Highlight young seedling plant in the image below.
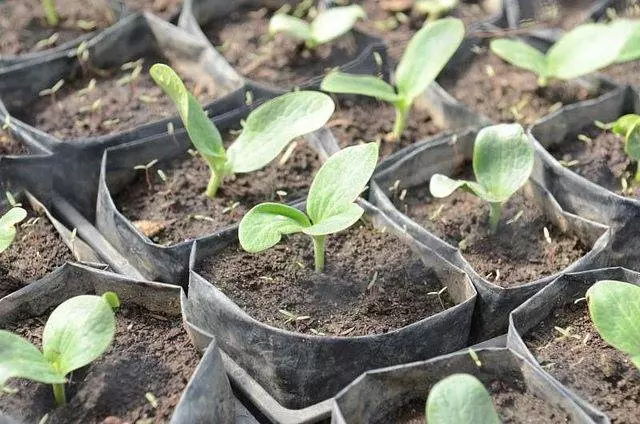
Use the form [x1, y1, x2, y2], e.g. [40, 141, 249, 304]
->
[320, 17, 464, 139]
[239, 142, 378, 273]
[149, 64, 335, 198]
[611, 114, 640, 182]
[42, 0, 60, 27]
[0, 292, 120, 405]
[426, 373, 500, 424]
[586, 280, 640, 369]
[429, 123, 534, 234]
[269, 5, 366, 50]
[414, 0, 460, 20]
[0, 207, 27, 253]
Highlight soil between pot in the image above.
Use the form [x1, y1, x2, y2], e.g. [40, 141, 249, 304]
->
[16, 55, 217, 140]
[195, 220, 455, 336]
[0, 303, 200, 423]
[438, 46, 601, 125]
[114, 136, 321, 246]
[125, 0, 183, 20]
[0, 0, 114, 56]
[391, 167, 589, 287]
[0, 129, 28, 156]
[601, 60, 640, 88]
[328, 97, 443, 158]
[0, 204, 74, 299]
[201, 5, 361, 88]
[523, 299, 640, 423]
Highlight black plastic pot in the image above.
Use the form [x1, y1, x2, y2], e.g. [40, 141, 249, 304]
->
[181, 199, 477, 421]
[507, 267, 640, 424]
[369, 126, 613, 342]
[331, 347, 595, 423]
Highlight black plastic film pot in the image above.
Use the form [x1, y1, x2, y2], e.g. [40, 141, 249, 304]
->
[507, 267, 640, 424]
[331, 347, 595, 424]
[181, 199, 477, 421]
[369, 126, 613, 342]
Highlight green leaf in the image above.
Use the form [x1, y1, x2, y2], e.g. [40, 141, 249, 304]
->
[429, 174, 488, 199]
[395, 17, 464, 103]
[269, 14, 313, 42]
[303, 203, 364, 236]
[0, 207, 27, 254]
[426, 373, 500, 424]
[238, 203, 311, 253]
[320, 72, 400, 103]
[625, 123, 640, 162]
[310, 5, 366, 45]
[609, 19, 640, 63]
[0, 331, 65, 387]
[587, 280, 640, 369]
[42, 295, 117, 376]
[490, 39, 548, 78]
[612, 114, 640, 137]
[227, 91, 334, 173]
[307, 143, 378, 226]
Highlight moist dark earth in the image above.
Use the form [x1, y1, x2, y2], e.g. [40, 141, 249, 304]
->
[0, 129, 28, 156]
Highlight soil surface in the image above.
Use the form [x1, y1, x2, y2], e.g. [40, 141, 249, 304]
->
[0, 0, 114, 56]
[602, 59, 640, 88]
[18, 55, 217, 140]
[515, 0, 596, 31]
[196, 220, 455, 336]
[0, 129, 28, 156]
[524, 299, 640, 423]
[392, 167, 589, 287]
[439, 45, 602, 125]
[0, 203, 74, 299]
[115, 136, 321, 246]
[202, 6, 362, 88]
[383, 378, 572, 423]
[328, 97, 443, 158]
[125, 0, 183, 20]
[0, 304, 200, 423]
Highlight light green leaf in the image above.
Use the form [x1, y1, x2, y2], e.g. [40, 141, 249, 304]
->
[426, 374, 500, 424]
[307, 143, 378, 225]
[238, 203, 311, 253]
[311, 5, 366, 45]
[302, 203, 364, 236]
[269, 14, 313, 42]
[587, 280, 640, 369]
[414, 0, 460, 17]
[612, 114, 640, 137]
[227, 91, 334, 173]
[42, 295, 117, 376]
[0, 331, 65, 387]
[609, 19, 640, 63]
[625, 123, 640, 162]
[0, 207, 27, 254]
[490, 39, 548, 78]
[320, 72, 400, 103]
[395, 17, 464, 103]
[429, 174, 489, 199]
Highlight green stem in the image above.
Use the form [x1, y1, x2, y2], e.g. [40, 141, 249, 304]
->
[537, 75, 548, 88]
[52, 383, 66, 406]
[635, 165, 640, 183]
[42, 0, 60, 26]
[488, 202, 502, 234]
[392, 102, 410, 140]
[205, 169, 224, 198]
[312, 235, 326, 273]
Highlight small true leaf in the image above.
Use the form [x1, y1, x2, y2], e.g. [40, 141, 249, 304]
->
[0, 207, 27, 253]
[426, 373, 500, 424]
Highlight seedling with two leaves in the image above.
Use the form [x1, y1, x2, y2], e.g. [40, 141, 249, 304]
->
[0, 292, 120, 405]
[0, 207, 27, 253]
[426, 373, 500, 423]
[610, 114, 640, 182]
[429, 123, 534, 234]
[149, 64, 335, 198]
[239, 142, 378, 273]
[321, 17, 464, 139]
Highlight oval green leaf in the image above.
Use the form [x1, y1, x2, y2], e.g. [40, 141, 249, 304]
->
[612, 114, 640, 137]
[426, 373, 500, 424]
[239, 203, 311, 253]
[311, 5, 366, 45]
[490, 38, 547, 79]
[625, 122, 640, 162]
[320, 72, 400, 103]
[269, 14, 312, 41]
[0, 331, 65, 387]
[611, 19, 640, 63]
[0, 207, 27, 254]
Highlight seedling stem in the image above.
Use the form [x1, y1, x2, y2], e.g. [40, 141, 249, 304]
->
[312, 235, 326, 272]
[205, 169, 224, 198]
[489, 202, 502, 234]
[52, 383, 66, 406]
[392, 101, 409, 140]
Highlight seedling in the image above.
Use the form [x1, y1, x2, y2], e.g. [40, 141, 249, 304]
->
[0, 207, 27, 253]
[0, 292, 120, 405]
[39, 79, 65, 105]
[134, 159, 159, 190]
[429, 123, 534, 234]
[611, 114, 640, 182]
[42, 0, 59, 27]
[149, 64, 334, 198]
[426, 373, 500, 424]
[587, 280, 640, 369]
[321, 18, 464, 139]
[269, 5, 366, 50]
[239, 143, 378, 272]
[415, 0, 460, 20]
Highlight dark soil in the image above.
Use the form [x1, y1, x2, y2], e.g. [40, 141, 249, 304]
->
[125, 0, 183, 20]
[439, 45, 602, 125]
[202, 6, 362, 88]
[328, 97, 443, 158]
[601, 59, 640, 88]
[0, 304, 200, 424]
[196, 220, 455, 336]
[392, 166, 589, 287]
[0, 0, 114, 56]
[0, 204, 74, 299]
[524, 299, 640, 423]
[383, 378, 572, 423]
[515, 0, 596, 31]
[115, 136, 321, 246]
[0, 129, 28, 156]
[17, 55, 217, 140]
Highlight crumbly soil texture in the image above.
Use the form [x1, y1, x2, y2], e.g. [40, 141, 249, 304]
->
[115, 136, 321, 246]
[392, 166, 589, 287]
[524, 300, 640, 423]
[0, 0, 114, 56]
[0, 129, 28, 156]
[196, 220, 455, 336]
[0, 304, 200, 424]
[438, 45, 602, 125]
[17, 55, 217, 140]
[125, 0, 183, 20]
[202, 6, 362, 88]
[601, 59, 640, 88]
[0, 203, 74, 299]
